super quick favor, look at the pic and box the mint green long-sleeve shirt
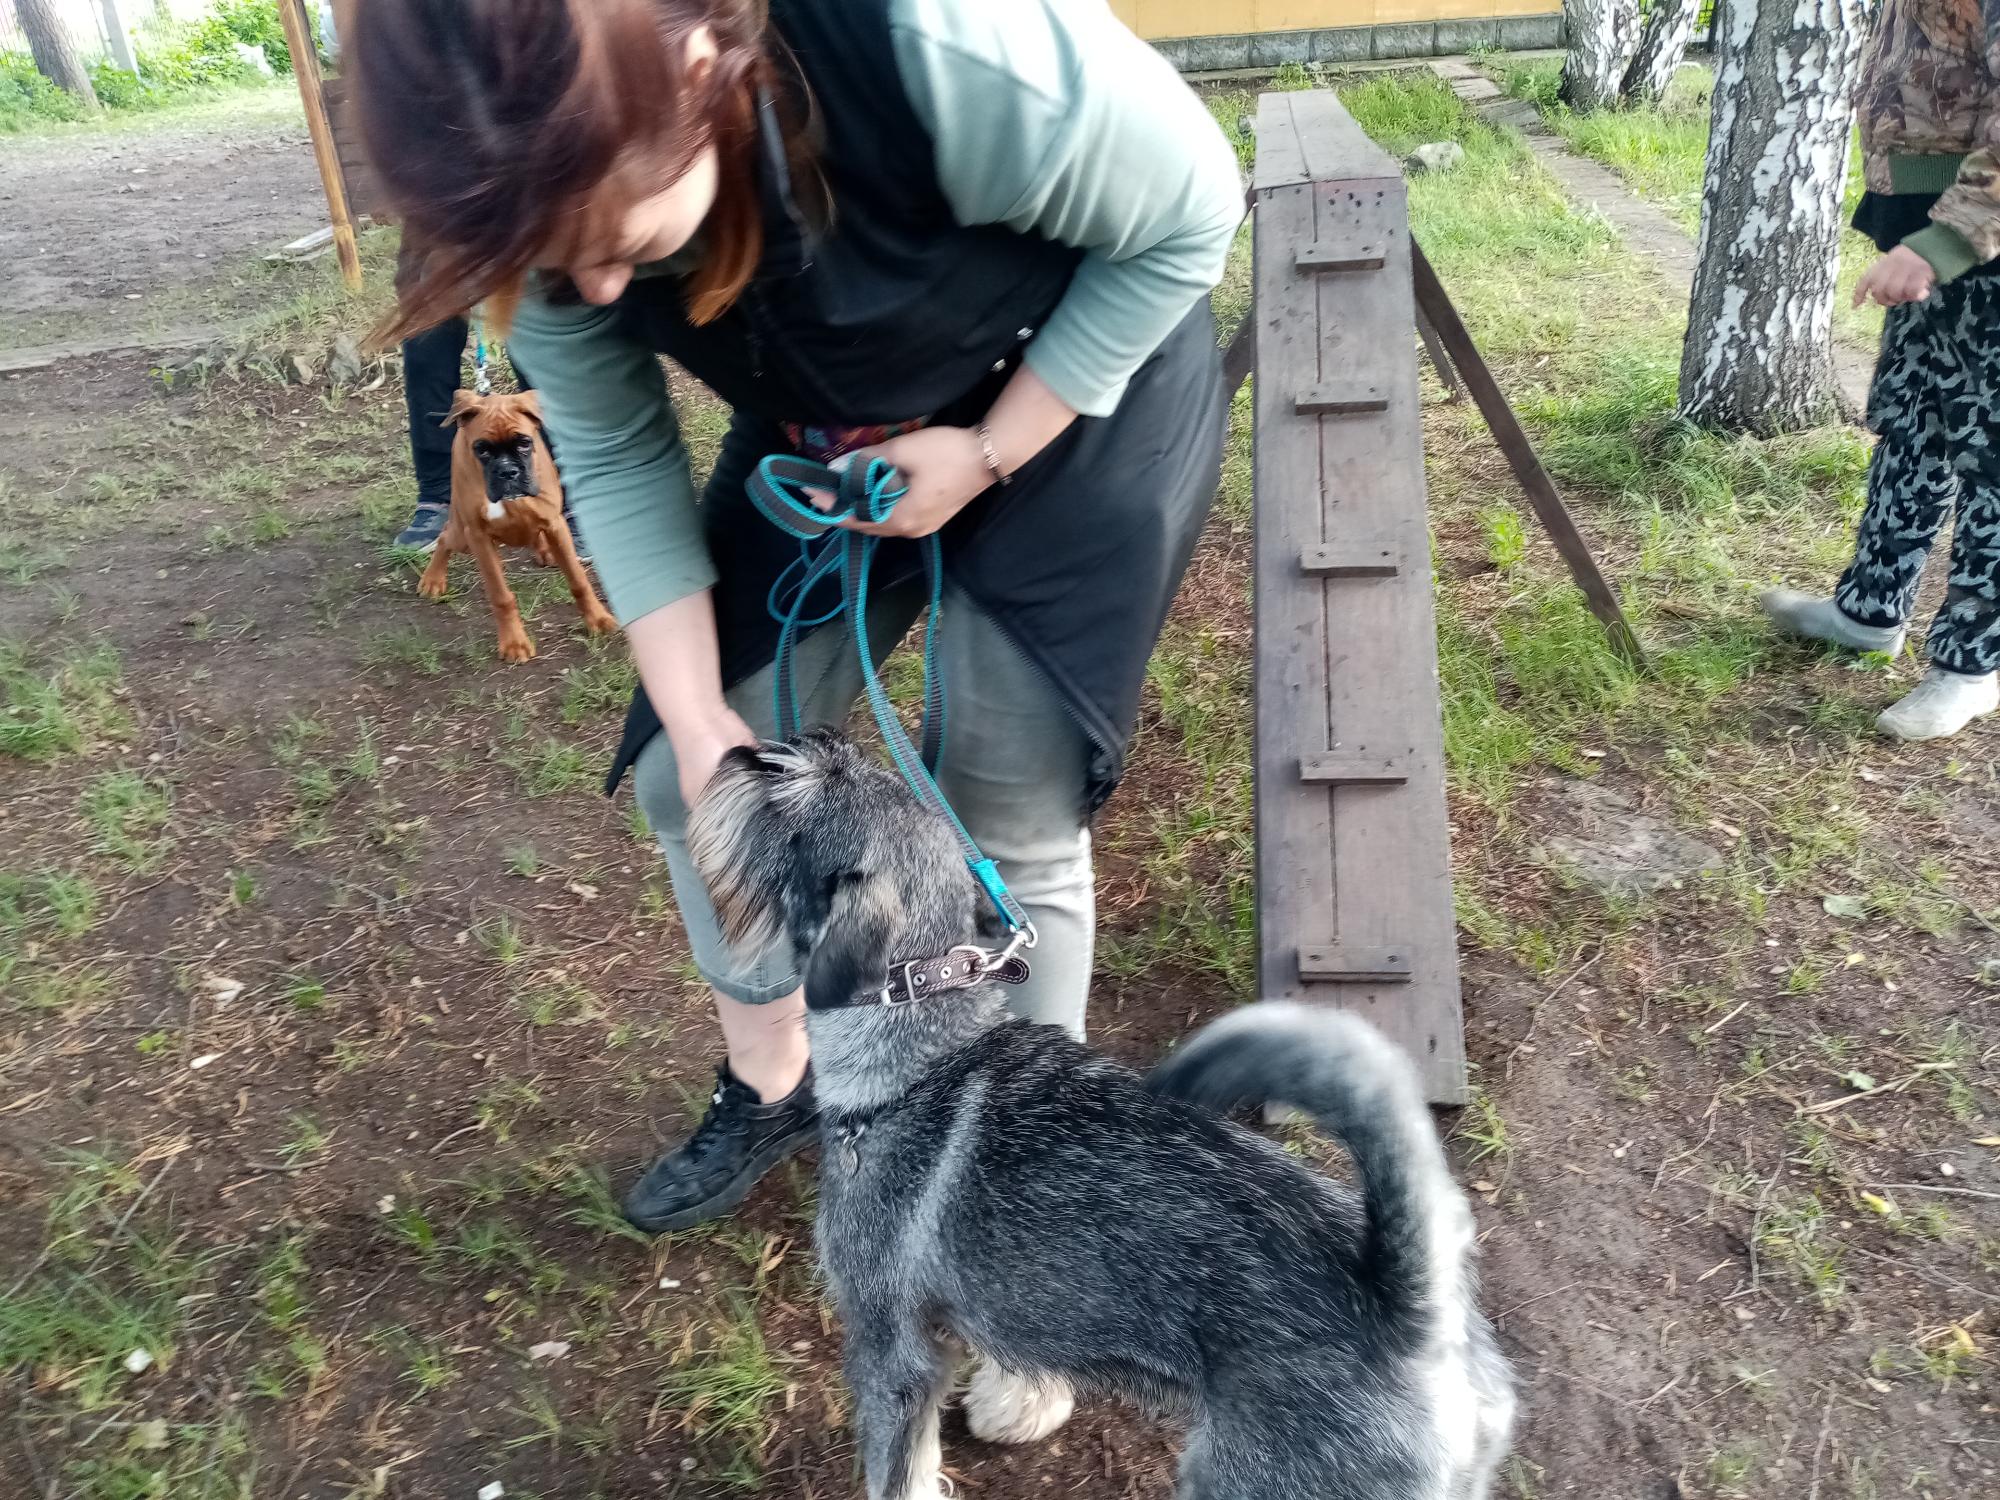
[508,0,1242,629]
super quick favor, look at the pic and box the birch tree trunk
[1677,0,1868,434]
[17,0,100,108]
[1561,0,1640,112]
[1621,0,1701,104]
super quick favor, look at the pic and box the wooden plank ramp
[1251,90,1466,1104]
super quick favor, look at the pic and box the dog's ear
[687,749,787,956]
[804,870,904,1009]
[513,389,545,428]
[441,390,483,429]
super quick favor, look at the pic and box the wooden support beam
[1294,384,1388,417]
[1410,241,1645,666]
[1300,541,1400,577]
[1299,945,1413,983]
[1299,754,1408,785]
[278,0,362,293]
[1414,304,1467,403]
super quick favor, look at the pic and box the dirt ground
[3,83,1998,1500]
[0,90,320,349]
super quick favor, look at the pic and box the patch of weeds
[362,626,447,676]
[227,868,258,907]
[1705,1439,1760,1497]
[560,650,637,725]
[0,1240,204,1413]
[281,973,330,1014]
[1482,505,1527,571]
[476,1079,546,1143]
[658,1302,792,1467]
[1784,1119,1843,1178]
[277,1114,331,1167]
[1912,1019,1982,1123]
[1456,1085,1514,1168]
[1,640,129,760]
[525,1154,650,1245]
[381,1202,444,1270]
[510,738,595,797]
[291,764,339,809]
[368,1326,461,1399]
[0,869,101,942]
[271,713,328,767]
[476,914,526,965]
[250,508,293,544]
[343,722,382,783]
[1,540,68,583]
[357,480,410,538]
[515,974,599,1027]
[505,843,541,877]
[80,770,173,870]
[1754,1192,1847,1308]
[15,961,119,1014]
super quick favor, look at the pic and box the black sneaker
[623,1065,818,1233]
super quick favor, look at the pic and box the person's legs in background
[1887,281,2000,738]
[1759,286,1998,736]
[1762,298,1948,657]
[396,314,470,550]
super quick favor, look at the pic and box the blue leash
[746,454,1036,943]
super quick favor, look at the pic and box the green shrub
[0,3,288,130]
[214,0,292,75]
[0,51,88,131]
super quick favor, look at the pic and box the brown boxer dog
[418,389,615,661]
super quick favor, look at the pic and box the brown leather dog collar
[822,944,1032,1012]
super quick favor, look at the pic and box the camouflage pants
[1835,276,2000,676]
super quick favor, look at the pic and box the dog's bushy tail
[1147,1002,1471,1350]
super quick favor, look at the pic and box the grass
[1495,60,1884,348]
[657,1303,792,1473]
[0,641,129,761]
[80,771,173,871]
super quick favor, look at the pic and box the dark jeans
[1835,278,2000,676]
[401,317,534,506]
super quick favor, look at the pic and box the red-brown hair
[342,0,794,341]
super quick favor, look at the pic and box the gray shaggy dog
[690,730,1514,1500]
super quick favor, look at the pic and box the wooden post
[97,0,138,74]
[1251,90,1466,1104]
[278,0,362,292]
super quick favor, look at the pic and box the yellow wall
[1109,0,1559,35]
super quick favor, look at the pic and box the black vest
[611,0,1083,427]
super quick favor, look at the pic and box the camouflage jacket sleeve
[1928,0,2000,272]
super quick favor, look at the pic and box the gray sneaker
[1877,667,1999,741]
[1757,589,1905,655]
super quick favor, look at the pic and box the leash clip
[988,925,1038,972]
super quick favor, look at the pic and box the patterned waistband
[781,417,930,466]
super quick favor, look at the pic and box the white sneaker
[1876,667,2000,741]
[1758,589,1905,654]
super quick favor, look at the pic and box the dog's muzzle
[483,457,540,506]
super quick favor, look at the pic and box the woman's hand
[819,426,994,539]
[1854,246,1936,308]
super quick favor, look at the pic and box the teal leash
[746,454,1036,946]
[472,314,493,396]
